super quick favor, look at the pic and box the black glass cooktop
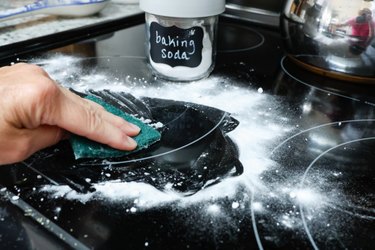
[0,16,374,250]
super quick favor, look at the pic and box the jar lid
[139,0,225,18]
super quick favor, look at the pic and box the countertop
[0,1,142,47]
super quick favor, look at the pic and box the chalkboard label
[149,22,204,68]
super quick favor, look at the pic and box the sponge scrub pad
[70,95,161,159]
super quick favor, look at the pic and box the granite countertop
[0,1,142,47]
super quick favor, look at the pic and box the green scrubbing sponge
[70,95,161,159]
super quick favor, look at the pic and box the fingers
[83,97,141,137]
[0,62,142,165]
[50,87,140,151]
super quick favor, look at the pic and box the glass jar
[140,0,225,82]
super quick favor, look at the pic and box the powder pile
[39,55,291,206]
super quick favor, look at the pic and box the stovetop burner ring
[280,56,375,105]
[217,22,265,53]
[299,136,375,250]
[287,55,375,84]
[251,118,375,250]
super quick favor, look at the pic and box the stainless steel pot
[282,0,375,83]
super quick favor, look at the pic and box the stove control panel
[225,0,286,27]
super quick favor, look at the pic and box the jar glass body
[144,13,218,81]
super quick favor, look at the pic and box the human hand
[0,63,140,165]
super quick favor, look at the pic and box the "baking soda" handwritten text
[150,22,204,68]
[155,31,196,60]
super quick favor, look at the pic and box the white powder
[8,51,375,249]
[35,56,357,246]
[21,54,375,250]
[38,55,290,207]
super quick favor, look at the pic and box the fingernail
[129,123,140,132]
[126,124,141,136]
[126,137,137,149]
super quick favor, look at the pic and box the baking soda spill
[232,202,240,209]
[207,204,221,215]
[36,55,290,208]
[30,55,356,247]
[11,195,20,201]
[252,202,263,212]
[292,188,324,206]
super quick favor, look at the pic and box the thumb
[0,126,63,165]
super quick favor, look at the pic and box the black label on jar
[149,22,204,68]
